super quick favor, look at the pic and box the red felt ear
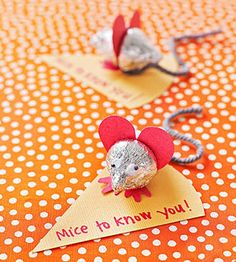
[99,116,136,151]
[112,15,127,59]
[129,10,141,28]
[138,127,174,169]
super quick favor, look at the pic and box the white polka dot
[61,254,70,261]
[113,238,122,245]
[223,251,232,257]
[0,254,8,260]
[169,225,177,232]
[139,234,148,240]
[131,241,140,248]
[98,245,107,253]
[205,230,214,236]
[167,240,176,247]
[141,249,151,256]
[188,245,196,252]
[180,235,188,241]
[43,250,52,256]
[128,257,137,262]
[198,254,205,260]
[189,226,198,233]
[172,251,181,258]
[13,246,22,253]
[152,239,161,247]
[118,248,127,255]
[4,238,12,245]
[25,237,34,243]
[158,254,167,261]
[219,237,228,243]
[151,228,160,235]
[78,247,87,255]
[197,236,205,242]
[205,244,214,251]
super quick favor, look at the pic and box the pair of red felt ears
[99,116,174,170]
[113,10,141,59]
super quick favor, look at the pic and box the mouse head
[99,116,174,193]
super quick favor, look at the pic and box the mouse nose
[111,173,126,193]
[112,180,123,194]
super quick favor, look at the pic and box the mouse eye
[134,165,139,171]
[111,164,116,168]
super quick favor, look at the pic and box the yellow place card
[32,165,204,253]
[40,54,177,108]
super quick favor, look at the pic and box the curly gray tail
[163,106,204,164]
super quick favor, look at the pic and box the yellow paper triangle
[32,165,204,253]
[40,54,177,108]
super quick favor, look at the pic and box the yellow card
[32,165,204,253]
[40,54,177,108]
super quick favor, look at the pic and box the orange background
[0,0,235,261]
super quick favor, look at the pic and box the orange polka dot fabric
[0,0,235,261]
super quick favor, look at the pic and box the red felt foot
[103,60,119,71]
[98,176,113,194]
[124,187,152,202]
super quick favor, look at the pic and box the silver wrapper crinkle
[90,27,162,71]
[106,140,157,193]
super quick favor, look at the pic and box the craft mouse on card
[98,107,204,202]
[91,11,222,76]
[99,115,174,195]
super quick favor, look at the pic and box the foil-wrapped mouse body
[98,107,204,201]
[91,11,221,76]
[98,115,175,195]
[106,140,157,194]
[91,27,162,71]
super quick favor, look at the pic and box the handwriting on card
[56,225,88,241]
[40,54,177,108]
[55,57,134,100]
[55,200,191,241]
[32,166,204,253]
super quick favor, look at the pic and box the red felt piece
[125,187,152,202]
[129,10,141,28]
[112,15,127,58]
[99,116,136,151]
[98,175,152,201]
[103,60,119,71]
[102,184,113,194]
[141,187,152,197]
[98,176,113,194]
[138,127,174,169]
[98,177,112,184]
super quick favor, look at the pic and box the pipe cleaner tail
[163,106,204,164]
[166,29,222,76]
[123,29,222,76]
